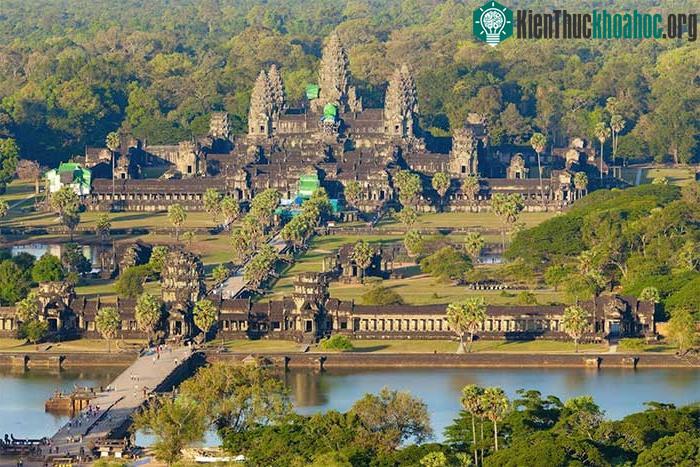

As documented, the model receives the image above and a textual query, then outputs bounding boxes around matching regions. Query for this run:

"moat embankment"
[1,349,698,370]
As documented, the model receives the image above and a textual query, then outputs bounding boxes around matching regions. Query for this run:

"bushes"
[319,335,354,352]
[420,246,472,283]
[618,338,646,352]
[360,282,404,305]
[115,264,152,298]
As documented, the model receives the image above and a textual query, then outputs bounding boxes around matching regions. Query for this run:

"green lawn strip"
[641,167,696,186]
[0,338,145,353]
[377,211,558,230]
[329,274,563,306]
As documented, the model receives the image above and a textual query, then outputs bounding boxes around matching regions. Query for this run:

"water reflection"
[0,367,123,439]
[2,366,699,443]
[11,243,102,269]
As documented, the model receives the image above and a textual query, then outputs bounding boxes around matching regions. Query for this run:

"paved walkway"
[44,346,193,460]
[217,234,288,299]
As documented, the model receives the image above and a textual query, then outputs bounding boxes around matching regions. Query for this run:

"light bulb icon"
[480,8,506,46]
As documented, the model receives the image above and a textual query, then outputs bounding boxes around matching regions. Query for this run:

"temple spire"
[317,33,350,111]
[384,64,418,137]
[268,64,285,115]
[248,70,273,137]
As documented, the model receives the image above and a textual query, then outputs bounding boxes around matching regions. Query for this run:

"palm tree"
[462,175,480,207]
[463,232,485,262]
[610,114,626,165]
[594,122,611,182]
[446,297,487,353]
[562,305,590,352]
[351,240,375,282]
[105,131,120,206]
[95,307,121,353]
[573,172,588,200]
[193,299,218,340]
[529,133,547,209]
[481,387,509,451]
[431,172,450,211]
[167,204,187,241]
[460,384,485,465]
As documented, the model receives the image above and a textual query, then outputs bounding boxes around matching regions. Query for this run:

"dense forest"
[506,182,700,320]
[0,0,697,166]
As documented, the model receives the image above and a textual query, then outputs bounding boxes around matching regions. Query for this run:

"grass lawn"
[640,167,697,186]
[0,180,36,204]
[328,273,563,306]
[75,277,161,302]
[329,339,608,354]
[0,338,146,353]
[206,339,301,353]
[0,208,220,231]
[377,211,558,231]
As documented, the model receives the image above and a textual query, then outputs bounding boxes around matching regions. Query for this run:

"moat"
[2,367,699,442]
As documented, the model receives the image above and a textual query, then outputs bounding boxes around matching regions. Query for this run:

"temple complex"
[0,262,656,345]
[72,33,608,216]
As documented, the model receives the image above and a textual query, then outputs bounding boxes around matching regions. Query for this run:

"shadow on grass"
[351,345,390,353]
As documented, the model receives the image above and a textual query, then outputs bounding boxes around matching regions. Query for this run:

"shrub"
[361,283,403,305]
[618,338,646,352]
[420,246,472,283]
[319,335,354,352]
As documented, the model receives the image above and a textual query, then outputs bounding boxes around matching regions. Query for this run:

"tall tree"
[431,172,450,211]
[491,193,524,250]
[481,387,509,451]
[168,203,187,241]
[350,387,433,451]
[179,363,291,432]
[562,305,590,352]
[0,199,8,218]
[193,299,218,339]
[594,122,611,181]
[529,132,547,209]
[446,297,486,353]
[0,260,30,305]
[220,196,240,230]
[404,230,424,257]
[463,232,485,262]
[133,396,205,466]
[95,306,120,352]
[203,188,222,224]
[95,213,111,241]
[344,180,362,208]
[666,307,696,354]
[15,291,39,323]
[135,292,163,340]
[610,114,625,165]
[573,172,588,199]
[0,137,19,194]
[460,384,485,465]
[105,131,120,202]
[49,186,81,239]
[351,240,375,282]
[394,170,422,208]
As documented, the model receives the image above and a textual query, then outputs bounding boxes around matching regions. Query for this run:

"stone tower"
[161,249,205,305]
[292,272,329,313]
[384,64,418,138]
[449,127,480,177]
[209,112,231,141]
[317,33,350,111]
[267,64,286,116]
[248,70,274,137]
